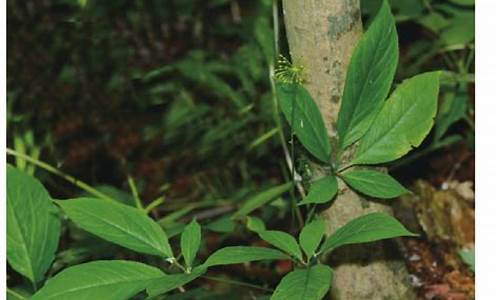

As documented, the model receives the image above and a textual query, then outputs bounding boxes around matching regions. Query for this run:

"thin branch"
[127,175,145,211]
[270,0,305,228]
[201,275,273,292]
[6,148,115,202]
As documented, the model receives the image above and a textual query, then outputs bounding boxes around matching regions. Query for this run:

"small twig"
[445,152,471,183]
[7,288,28,300]
[269,0,305,229]
[336,163,354,174]
[201,275,273,292]
[144,196,165,213]
[127,175,144,211]
[6,148,115,202]
[187,205,235,221]
[171,259,188,273]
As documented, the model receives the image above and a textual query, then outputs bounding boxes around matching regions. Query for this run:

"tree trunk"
[282,1,416,299]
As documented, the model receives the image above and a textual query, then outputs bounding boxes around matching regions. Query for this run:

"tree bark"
[282,1,416,299]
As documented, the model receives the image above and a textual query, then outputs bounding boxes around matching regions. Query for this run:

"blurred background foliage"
[7,0,474,298]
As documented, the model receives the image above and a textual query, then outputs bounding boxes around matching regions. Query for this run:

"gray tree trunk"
[282,1,416,299]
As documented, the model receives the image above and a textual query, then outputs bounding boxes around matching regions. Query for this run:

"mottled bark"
[282,1,416,299]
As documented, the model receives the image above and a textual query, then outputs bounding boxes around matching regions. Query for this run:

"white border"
[476,0,500,298]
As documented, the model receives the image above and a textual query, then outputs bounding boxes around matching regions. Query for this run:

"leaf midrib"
[70,207,166,256]
[341,16,395,147]
[42,275,163,299]
[295,97,330,161]
[356,89,422,162]
[329,217,408,251]
[9,191,35,281]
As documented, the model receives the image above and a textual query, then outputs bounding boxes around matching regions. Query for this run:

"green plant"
[361,0,475,169]
[7,1,445,300]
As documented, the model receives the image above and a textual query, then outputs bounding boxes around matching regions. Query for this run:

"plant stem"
[305,204,317,224]
[289,83,304,228]
[144,196,165,213]
[269,0,304,228]
[336,163,354,174]
[201,275,273,292]
[6,148,115,202]
[7,288,28,300]
[171,259,188,273]
[127,175,144,211]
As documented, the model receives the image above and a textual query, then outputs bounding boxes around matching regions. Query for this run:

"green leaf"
[258,231,303,261]
[254,16,274,64]
[232,182,293,219]
[418,13,451,33]
[205,215,236,233]
[31,260,165,300]
[202,246,289,268]
[246,216,267,233]
[299,219,326,260]
[320,213,417,253]
[299,176,338,205]
[56,198,173,258]
[277,82,332,162]
[7,165,61,283]
[181,219,202,268]
[336,0,399,149]
[340,170,408,199]
[271,265,333,300]
[79,184,135,206]
[448,0,474,5]
[441,13,475,46]
[353,72,441,165]
[435,91,467,141]
[147,267,206,297]
[458,248,475,272]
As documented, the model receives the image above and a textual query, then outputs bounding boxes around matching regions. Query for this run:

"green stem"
[464,47,475,72]
[7,288,28,300]
[171,259,188,273]
[144,196,165,213]
[127,175,144,211]
[269,0,304,228]
[272,0,280,55]
[6,148,115,202]
[289,83,304,228]
[305,204,317,224]
[201,275,273,292]
[337,163,354,174]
